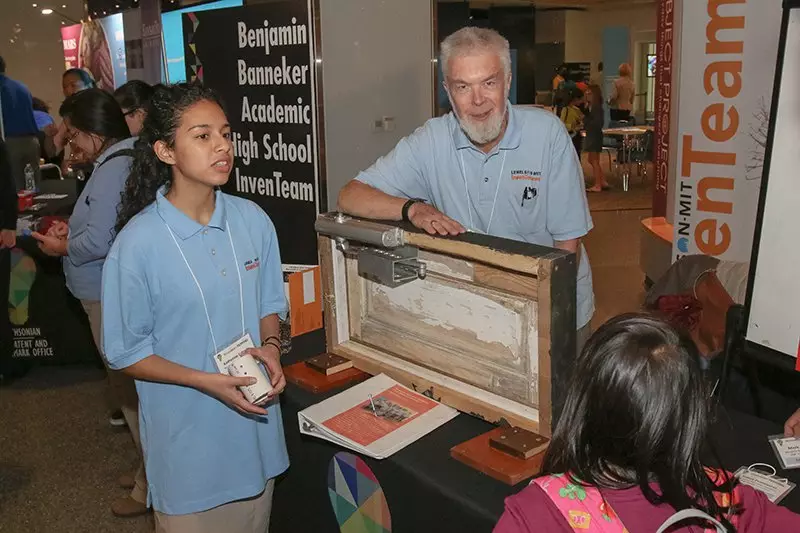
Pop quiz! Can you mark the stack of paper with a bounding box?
[298,374,459,459]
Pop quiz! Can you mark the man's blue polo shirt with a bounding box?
[356,104,595,328]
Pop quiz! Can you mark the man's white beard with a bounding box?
[449,95,508,145]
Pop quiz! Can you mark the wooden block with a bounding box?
[450,427,547,486]
[305,353,354,376]
[489,427,549,460]
[284,360,369,394]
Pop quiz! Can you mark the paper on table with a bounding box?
[34,194,68,200]
[298,373,459,459]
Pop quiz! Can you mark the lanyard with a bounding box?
[458,149,507,234]
[163,219,245,352]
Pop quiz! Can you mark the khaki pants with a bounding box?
[81,300,147,504]
[155,480,275,533]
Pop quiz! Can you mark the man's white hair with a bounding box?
[440,27,511,79]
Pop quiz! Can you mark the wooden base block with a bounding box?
[284,360,369,394]
[450,427,547,486]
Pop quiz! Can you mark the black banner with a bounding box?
[182,2,322,266]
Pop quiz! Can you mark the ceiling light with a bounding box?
[41,8,54,14]
[32,3,38,6]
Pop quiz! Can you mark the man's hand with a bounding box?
[31,232,68,256]
[0,229,16,249]
[785,408,800,437]
[195,372,269,416]
[246,344,286,398]
[408,202,465,236]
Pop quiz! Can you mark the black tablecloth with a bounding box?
[272,337,800,533]
[2,179,98,379]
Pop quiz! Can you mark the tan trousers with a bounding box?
[81,300,147,504]
[155,480,275,533]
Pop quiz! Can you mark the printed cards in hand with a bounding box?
[298,374,459,459]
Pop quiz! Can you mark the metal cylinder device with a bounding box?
[315,212,405,248]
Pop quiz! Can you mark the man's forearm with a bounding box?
[337,180,407,220]
[554,238,581,267]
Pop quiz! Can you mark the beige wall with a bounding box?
[1,0,86,113]
[565,4,657,82]
[319,0,433,209]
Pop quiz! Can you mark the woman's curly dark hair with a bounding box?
[115,82,223,234]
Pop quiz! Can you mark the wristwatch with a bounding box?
[402,198,425,223]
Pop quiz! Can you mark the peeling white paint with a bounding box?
[371,277,529,349]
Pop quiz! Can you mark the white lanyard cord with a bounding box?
[458,149,507,234]
[163,220,245,352]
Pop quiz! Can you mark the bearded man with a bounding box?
[337,27,595,346]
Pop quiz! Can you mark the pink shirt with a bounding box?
[494,482,800,533]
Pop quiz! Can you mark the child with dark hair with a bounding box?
[560,87,585,157]
[583,84,609,192]
[495,314,800,532]
[103,83,288,532]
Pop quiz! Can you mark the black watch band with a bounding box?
[401,198,424,223]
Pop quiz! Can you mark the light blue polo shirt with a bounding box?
[64,136,136,302]
[101,189,289,515]
[356,104,595,328]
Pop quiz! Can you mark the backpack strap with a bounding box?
[533,474,629,532]
[96,148,135,169]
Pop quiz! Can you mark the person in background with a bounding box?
[0,55,41,191]
[583,84,609,192]
[32,97,54,131]
[104,82,288,532]
[114,80,154,136]
[0,139,18,382]
[590,61,604,87]
[62,67,95,99]
[608,62,635,122]
[32,97,55,163]
[338,27,594,353]
[494,314,800,533]
[43,68,96,165]
[559,88,584,159]
[30,88,148,519]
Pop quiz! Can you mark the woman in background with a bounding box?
[495,314,800,532]
[608,63,635,122]
[31,88,148,519]
[114,80,154,136]
[584,84,609,192]
[44,68,96,163]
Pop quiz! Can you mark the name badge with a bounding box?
[734,466,796,504]
[212,333,273,405]
[768,434,800,470]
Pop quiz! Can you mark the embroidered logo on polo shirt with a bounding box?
[244,257,260,271]
[511,169,542,181]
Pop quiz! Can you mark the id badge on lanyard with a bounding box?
[163,219,272,405]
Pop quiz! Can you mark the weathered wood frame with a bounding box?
[318,217,576,436]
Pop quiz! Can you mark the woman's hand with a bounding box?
[246,344,286,398]
[46,220,69,239]
[195,372,269,416]
[31,232,68,256]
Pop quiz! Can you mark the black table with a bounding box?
[1,179,98,380]
[272,337,800,533]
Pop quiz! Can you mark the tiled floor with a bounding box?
[0,158,654,533]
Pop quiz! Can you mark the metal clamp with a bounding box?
[357,246,427,288]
